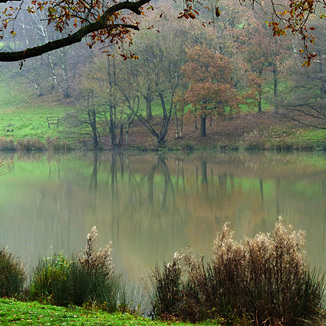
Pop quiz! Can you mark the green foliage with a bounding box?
[29,253,71,305]
[0,248,25,298]
[30,256,123,309]
[66,262,121,311]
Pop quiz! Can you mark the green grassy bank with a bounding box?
[0,299,204,326]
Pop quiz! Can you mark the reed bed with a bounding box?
[150,220,325,325]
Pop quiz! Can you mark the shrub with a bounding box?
[272,141,294,152]
[182,142,195,152]
[29,227,122,310]
[243,130,267,151]
[220,143,239,151]
[150,259,183,319]
[244,141,267,151]
[16,138,45,151]
[29,252,71,305]
[294,142,316,151]
[150,220,325,325]
[45,135,72,151]
[0,137,15,151]
[0,248,25,298]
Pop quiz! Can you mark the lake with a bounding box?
[1,151,326,287]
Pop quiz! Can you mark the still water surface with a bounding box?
[1,151,326,284]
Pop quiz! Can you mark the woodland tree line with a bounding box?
[0,0,326,148]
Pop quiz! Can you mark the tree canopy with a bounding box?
[0,0,325,65]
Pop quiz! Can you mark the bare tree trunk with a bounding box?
[144,86,153,119]
[47,53,64,93]
[175,105,179,139]
[20,14,45,96]
[258,90,262,113]
[107,57,118,147]
[118,123,124,147]
[157,92,172,146]
[59,48,71,98]
[109,106,117,147]
[200,115,207,137]
[258,70,263,113]
[273,63,279,113]
[87,93,100,150]
[88,108,100,149]
[180,109,184,138]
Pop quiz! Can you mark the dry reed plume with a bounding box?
[78,226,114,279]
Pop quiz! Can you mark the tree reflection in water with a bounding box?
[0,152,326,283]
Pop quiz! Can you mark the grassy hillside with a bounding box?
[1,70,326,151]
[0,73,69,141]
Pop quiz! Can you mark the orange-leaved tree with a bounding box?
[181,45,243,137]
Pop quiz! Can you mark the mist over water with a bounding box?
[1,151,326,284]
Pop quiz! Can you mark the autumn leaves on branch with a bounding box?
[0,0,324,64]
[0,0,150,61]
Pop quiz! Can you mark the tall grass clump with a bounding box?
[30,227,122,311]
[29,252,71,305]
[0,248,25,298]
[150,220,325,325]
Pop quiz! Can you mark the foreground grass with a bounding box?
[0,299,208,326]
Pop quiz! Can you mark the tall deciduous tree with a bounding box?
[128,6,190,147]
[182,45,243,137]
[234,5,291,113]
[72,50,139,147]
[282,19,326,128]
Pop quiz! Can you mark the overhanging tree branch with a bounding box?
[0,0,150,61]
